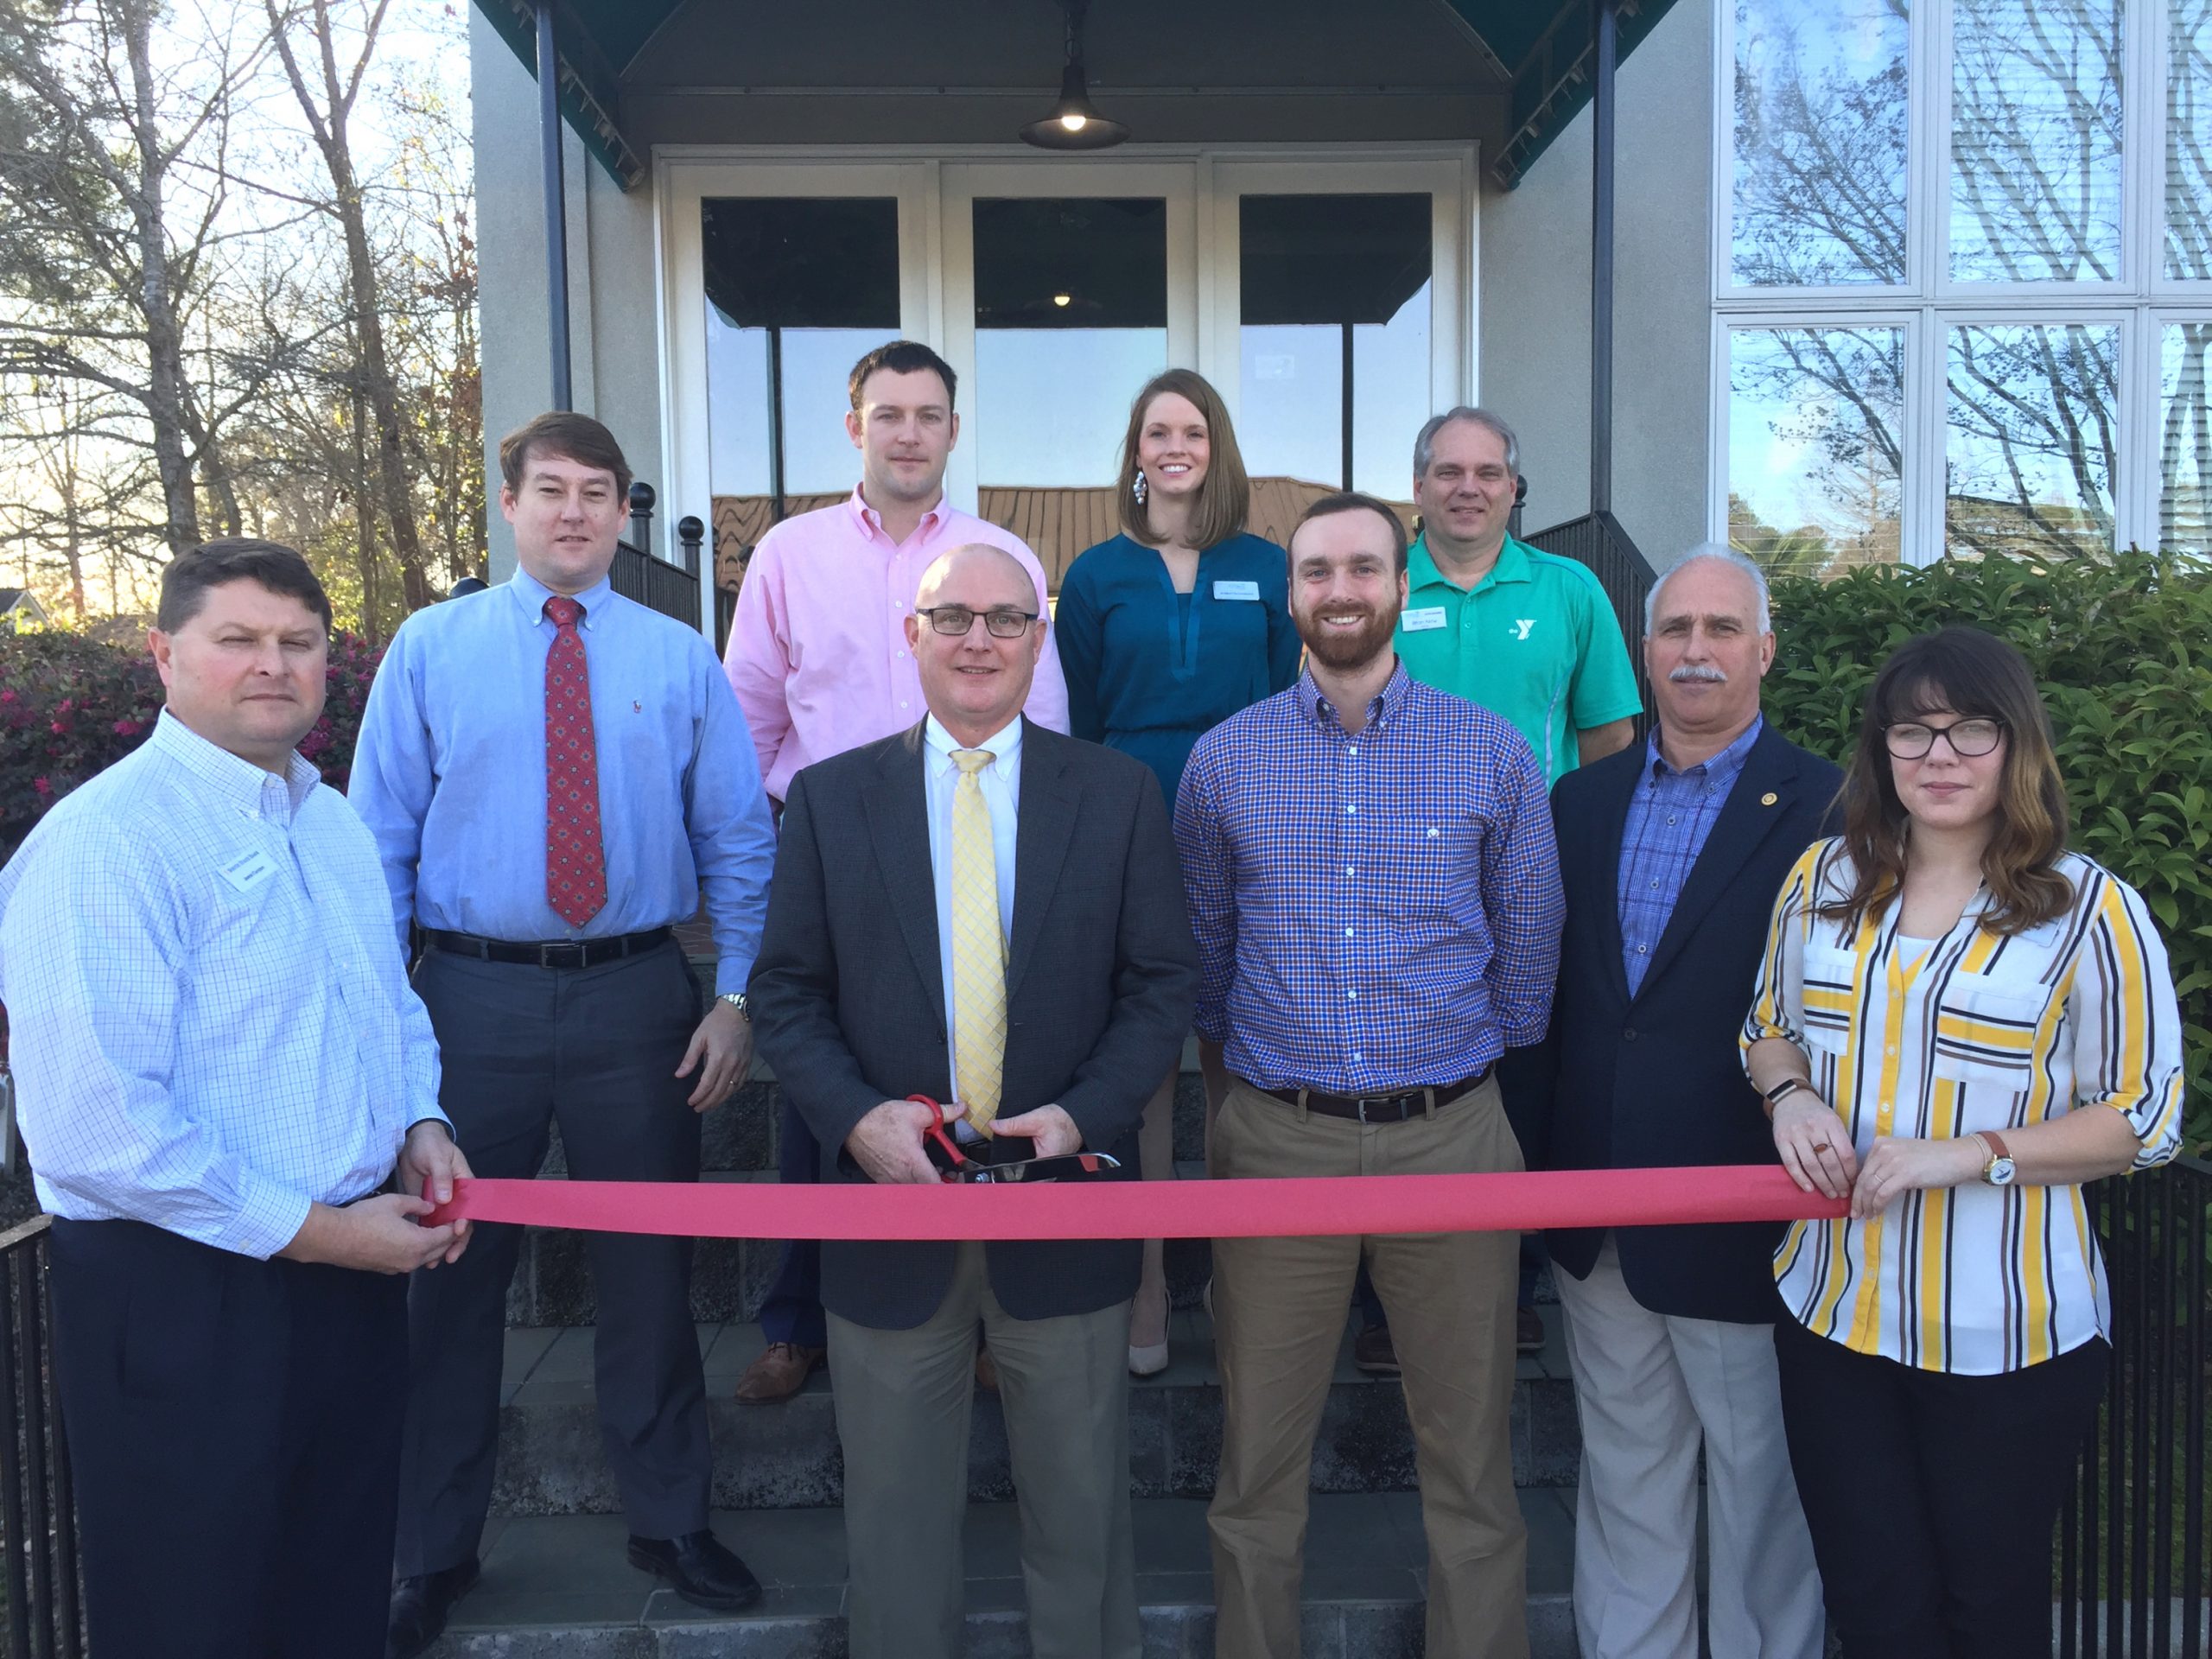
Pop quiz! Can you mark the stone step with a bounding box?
[429,1490,1581,1658]
[491,1307,1580,1516]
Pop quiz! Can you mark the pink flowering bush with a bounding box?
[0,629,385,860]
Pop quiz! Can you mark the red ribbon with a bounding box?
[427,1165,1843,1241]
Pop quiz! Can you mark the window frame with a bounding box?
[1712,0,2212,562]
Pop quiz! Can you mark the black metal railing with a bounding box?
[2059,1154,2212,1656]
[608,481,704,632]
[1522,506,1658,736]
[0,1215,81,1659]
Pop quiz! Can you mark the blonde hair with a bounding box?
[1116,369,1251,550]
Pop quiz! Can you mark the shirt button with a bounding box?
[1344,927,1355,938]
[1637,944,1648,954]
[1346,804,1357,816]
[1345,866,1355,877]
[1352,1052,1363,1063]
[897,650,906,658]
[1347,989,1357,1001]
[1667,815,1678,825]
[1349,746,1358,757]
[1650,879,1660,889]
[900,700,910,709]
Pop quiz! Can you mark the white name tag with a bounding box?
[1402,606,1449,632]
[219,848,277,894]
[1212,579,1261,601]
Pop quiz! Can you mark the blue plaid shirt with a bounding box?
[1617,715,1763,997]
[1173,664,1563,1094]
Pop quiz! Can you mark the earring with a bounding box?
[1132,472,1147,506]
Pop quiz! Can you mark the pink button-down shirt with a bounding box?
[723,488,1070,801]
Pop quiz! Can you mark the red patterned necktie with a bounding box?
[543,595,607,927]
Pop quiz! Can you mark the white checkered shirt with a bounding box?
[0,712,446,1258]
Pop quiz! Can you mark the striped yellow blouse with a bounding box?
[1743,839,2185,1375]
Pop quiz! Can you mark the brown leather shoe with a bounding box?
[975,1344,1000,1392]
[734,1340,823,1403]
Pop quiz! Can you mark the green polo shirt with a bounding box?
[1393,531,1641,785]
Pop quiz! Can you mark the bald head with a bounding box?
[915,542,1034,611]
[905,542,1047,747]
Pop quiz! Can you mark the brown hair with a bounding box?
[1821,626,2073,938]
[1288,491,1409,574]
[849,340,957,412]
[157,539,332,634]
[1116,369,1251,550]
[498,411,633,499]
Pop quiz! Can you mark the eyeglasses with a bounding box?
[915,605,1039,639]
[1884,717,2005,760]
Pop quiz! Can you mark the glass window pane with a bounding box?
[2159,322,2212,553]
[971,198,1167,585]
[1728,327,1905,574]
[2170,0,2212,278]
[702,199,900,594]
[1731,0,1909,286]
[1946,323,2119,557]
[1238,194,1430,515]
[1950,0,2124,282]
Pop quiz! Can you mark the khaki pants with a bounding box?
[1207,1076,1529,1659]
[828,1240,1138,1659]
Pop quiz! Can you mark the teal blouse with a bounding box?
[1054,531,1301,810]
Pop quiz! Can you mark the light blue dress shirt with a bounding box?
[348,569,777,995]
[0,712,447,1259]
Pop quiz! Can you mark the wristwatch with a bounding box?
[1979,1130,2017,1187]
[718,991,749,1019]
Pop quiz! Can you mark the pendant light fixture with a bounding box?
[1020,0,1128,150]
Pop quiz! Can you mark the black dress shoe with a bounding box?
[386,1558,480,1659]
[627,1529,764,1611]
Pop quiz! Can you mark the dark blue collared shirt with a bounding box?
[1173,664,1563,1094]
[1616,715,1763,997]
[349,569,776,994]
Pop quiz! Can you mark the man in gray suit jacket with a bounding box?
[748,543,1198,1659]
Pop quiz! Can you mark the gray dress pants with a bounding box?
[393,941,711,1576]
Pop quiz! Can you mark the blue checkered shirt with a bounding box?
[1173,665,1563,1094]
[0,712,446,1258]
[1617,715,1764,997]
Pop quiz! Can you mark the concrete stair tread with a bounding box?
[431,1491,1580,1656]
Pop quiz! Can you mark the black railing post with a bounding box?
[677,515,704,580]
[536,0,573,412]
[627,480,656,556]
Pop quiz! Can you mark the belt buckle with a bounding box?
[1354,1095,1378,1124]
[538,941,587,969]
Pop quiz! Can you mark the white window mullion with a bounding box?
[1908,305,1950,566]
[1917,0,1954,299]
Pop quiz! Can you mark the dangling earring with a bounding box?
[1132,472,1147,507]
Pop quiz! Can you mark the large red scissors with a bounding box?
[906,1096,1120,1184]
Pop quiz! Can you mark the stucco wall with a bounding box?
[1478,0,1713,575]
[473,7,666,579]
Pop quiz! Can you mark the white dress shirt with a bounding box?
[920,713,1020,1122]
[0,711,447,1259]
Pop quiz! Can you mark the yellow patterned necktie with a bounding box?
[950,748,1007,1136]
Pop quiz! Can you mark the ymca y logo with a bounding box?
[1510,619,1536,641]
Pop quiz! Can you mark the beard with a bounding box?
[1296,601,1400,671]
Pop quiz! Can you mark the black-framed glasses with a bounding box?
[915,605,1039,639]
[1884,716,2005,760]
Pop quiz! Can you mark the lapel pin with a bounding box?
[1760,791,1778,806]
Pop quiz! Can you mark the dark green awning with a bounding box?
[475,0,1676,193]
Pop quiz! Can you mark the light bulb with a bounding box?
[1052,293,1071,307]
[1059,112,1086,131]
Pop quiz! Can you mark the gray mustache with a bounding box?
[1668,665,1728,684]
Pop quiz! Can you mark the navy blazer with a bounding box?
[1533,720,1842,1325]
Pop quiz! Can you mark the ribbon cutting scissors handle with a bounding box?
[905,1095,1119,1184]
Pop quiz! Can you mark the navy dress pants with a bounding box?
[50,1217,408,1659]
[394,941,713,1575]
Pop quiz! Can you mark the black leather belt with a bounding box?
[1252,1066,1494,1124]
[424,926,672,969]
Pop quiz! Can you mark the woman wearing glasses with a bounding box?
[1742,626,2185,1659]
[1054,369,1302,1374]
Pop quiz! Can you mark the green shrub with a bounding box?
[1761,551,2212,1154]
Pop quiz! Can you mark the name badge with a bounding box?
[1402,606,1449,632]
[219,848,277,894]
[1212,579,1261,602]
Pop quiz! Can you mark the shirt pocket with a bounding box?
[1799,944,1860,1056]
[1382,817,1478,931]
[1931,971,2048,1087]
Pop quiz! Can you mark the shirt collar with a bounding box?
[149,709,320,820]
[1408,531,1531,594]
[505,566,613,628]
[1295,661,1411,734]
[1647,712,1765,783]
[924,712,1024,770]
[849,485,949,543]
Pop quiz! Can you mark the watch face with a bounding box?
[1989,1157,2017,1186]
